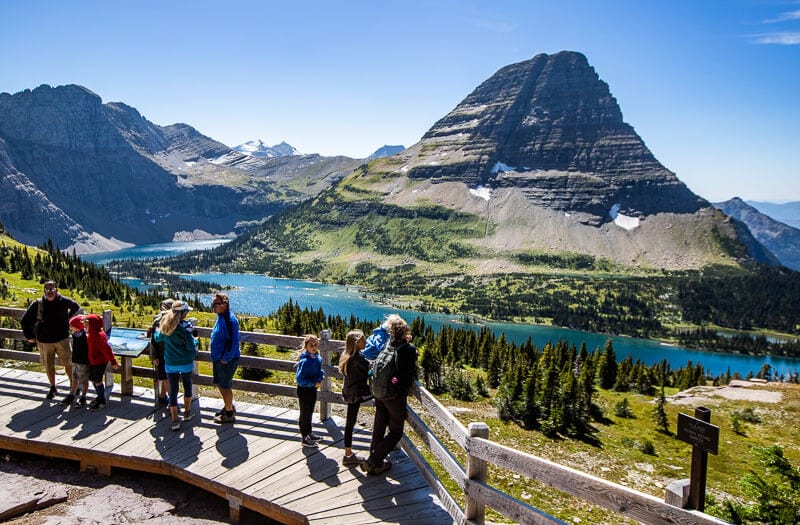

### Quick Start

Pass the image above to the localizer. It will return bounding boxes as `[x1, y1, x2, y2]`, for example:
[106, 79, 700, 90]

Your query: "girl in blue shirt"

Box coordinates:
[295, 334, 324, 447]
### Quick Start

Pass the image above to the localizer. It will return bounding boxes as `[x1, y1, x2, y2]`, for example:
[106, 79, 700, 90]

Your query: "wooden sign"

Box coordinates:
[677, 412, 719, 455]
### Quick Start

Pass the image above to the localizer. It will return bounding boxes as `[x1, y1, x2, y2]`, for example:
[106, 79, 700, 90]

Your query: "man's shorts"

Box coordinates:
[89, 363, 108, 383]
[213, 358, 239, 389]
[72, 363, 90, 384]
[38, 338, 71, 372]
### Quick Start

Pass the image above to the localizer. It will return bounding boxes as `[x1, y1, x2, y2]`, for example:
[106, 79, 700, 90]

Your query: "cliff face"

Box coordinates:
[0, 85, 359, 252]
[400, 51, 706, 219]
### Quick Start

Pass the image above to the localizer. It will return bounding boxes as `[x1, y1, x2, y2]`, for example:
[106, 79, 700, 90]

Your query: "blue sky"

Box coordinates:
[1, 0, 798, 202]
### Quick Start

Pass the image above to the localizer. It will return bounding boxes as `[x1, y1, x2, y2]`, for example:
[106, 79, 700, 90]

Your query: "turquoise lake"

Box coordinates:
[84, 241, 800, 378]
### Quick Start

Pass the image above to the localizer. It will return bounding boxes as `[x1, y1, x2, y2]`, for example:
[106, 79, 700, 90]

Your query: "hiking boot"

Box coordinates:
[75, 396, 87, 408]
[214, 410, 235, 424]
[88, 398, 106, 411]
[342, 453, 365, 466]
[361, 459, 392, 475]
[61, 393, 76, 405]
[308, 433, 323, 442]
[46, 386, 57, 399]
[301, 435, 318, 448]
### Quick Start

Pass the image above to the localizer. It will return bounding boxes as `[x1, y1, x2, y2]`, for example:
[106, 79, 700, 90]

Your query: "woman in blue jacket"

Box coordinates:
[295, 334, 324, 447]
[210, 293, 240, 424]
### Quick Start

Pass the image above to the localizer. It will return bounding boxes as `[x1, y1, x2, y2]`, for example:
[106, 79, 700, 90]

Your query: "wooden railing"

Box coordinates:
[0, 306, 728, 525]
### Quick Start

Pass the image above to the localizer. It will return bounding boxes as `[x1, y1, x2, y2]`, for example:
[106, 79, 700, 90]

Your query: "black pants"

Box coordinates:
[368, 396, 407, 466]
[167, 372, 192, 408]
[297, 386, 317, 437]
[344, 401, 362, 448]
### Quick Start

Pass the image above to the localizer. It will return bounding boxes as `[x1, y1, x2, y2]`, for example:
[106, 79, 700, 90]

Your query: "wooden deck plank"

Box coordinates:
[0, 368, 455, 524]
[185, 405, 293, 479]
[273, 456, 421, 507]
[168, 403, 283, 471]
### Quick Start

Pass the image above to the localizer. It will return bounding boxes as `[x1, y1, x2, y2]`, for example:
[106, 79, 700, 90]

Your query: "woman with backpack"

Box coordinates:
[153, 300, 198, 432]
[339, 330, 372, 466]
[361, 315, 417, 475]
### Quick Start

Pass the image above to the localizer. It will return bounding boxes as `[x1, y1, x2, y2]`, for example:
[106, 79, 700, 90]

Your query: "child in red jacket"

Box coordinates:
[83, 314, 119, 411]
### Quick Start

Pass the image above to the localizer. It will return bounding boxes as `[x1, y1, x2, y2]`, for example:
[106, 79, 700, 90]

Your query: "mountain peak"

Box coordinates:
[233, 139, 297, 158]
[367, 144, 405, 160]
[398, 50, 705, 217]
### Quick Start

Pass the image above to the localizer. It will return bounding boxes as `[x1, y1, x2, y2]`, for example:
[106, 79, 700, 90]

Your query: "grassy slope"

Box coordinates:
[420, 382, 800, 524]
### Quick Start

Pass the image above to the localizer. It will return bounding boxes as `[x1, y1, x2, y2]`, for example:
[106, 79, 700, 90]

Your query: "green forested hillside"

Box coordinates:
[153, 194, 800, 349]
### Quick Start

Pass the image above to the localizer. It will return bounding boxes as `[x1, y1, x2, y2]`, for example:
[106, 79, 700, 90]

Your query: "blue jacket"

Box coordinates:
[210, 311, 240, 363]
[362, 326, 389, 360]
[295, 351, 324, 388]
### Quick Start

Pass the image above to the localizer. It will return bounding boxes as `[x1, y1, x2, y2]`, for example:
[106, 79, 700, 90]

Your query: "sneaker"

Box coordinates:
[171, 419, 180, 432]
[214, 410, 235, 424]
[301, 435, 318, 448]
[308, 433, 323, 442]
[88, 398, 106, 411]
[75, 396, 87, 408]
[61, 393, 76, 405]
[46, 386, 57, 399]
[183, 410, 194, 421]
[342, 453, 365, 466]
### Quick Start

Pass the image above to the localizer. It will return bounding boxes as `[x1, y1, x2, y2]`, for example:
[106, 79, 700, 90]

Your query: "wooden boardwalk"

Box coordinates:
[0, 367, 455, 524]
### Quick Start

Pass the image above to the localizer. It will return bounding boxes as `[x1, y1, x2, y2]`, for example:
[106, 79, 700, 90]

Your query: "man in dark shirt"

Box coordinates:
[21, 280, 82, 399]
[361, 315, 418, 475]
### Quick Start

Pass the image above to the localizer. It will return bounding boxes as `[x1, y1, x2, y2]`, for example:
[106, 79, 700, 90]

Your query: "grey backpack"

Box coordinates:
[370, 342, 399, 400]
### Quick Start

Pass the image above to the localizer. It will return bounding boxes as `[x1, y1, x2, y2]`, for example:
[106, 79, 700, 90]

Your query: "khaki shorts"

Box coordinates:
[38, 338, 72, 373]
[72, 363, 90, 384]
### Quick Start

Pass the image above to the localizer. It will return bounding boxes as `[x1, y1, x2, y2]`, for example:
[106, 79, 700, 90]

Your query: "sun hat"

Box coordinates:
[171, 300, 192, 312]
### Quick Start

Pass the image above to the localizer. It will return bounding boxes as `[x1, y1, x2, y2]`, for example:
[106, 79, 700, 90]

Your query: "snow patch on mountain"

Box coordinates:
[609, 204, 640, 230]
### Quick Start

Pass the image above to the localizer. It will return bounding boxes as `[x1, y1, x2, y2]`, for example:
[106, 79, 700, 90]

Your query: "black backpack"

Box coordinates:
[371, 342, 400, 400]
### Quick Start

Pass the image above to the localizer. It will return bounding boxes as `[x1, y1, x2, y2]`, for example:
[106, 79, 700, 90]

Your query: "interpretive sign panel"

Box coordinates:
[108, 327, 150, 358]
[677, 412, 719, 455]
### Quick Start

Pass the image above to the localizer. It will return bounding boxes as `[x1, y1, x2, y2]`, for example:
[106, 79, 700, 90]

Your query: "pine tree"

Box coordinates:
[652, 385, 670, 434]
[597, 339, 617, 390]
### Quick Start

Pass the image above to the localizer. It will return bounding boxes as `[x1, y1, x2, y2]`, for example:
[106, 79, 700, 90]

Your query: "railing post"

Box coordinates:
[465, 421, 489, 524]
[318, 329, 332, 421]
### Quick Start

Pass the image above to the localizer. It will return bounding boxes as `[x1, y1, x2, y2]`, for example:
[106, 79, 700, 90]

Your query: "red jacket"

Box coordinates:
[85, 314, 118, 367]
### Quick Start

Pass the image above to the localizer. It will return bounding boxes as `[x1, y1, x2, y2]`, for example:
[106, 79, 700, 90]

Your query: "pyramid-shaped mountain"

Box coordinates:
[221, 51, 764, 273]
[400, 51, 705, 218]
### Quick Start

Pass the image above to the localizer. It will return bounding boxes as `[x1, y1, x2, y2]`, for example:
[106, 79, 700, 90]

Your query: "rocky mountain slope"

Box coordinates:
[211, 51, 766, 274]
[0, 85, 358, 253]
[715, 198, 800, 271]
[746, 200, 800, 229]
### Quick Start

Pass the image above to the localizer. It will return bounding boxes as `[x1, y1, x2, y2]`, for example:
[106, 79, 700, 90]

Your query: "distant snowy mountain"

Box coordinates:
[367, 144, 405, 160]
[234, 139, 297, 158]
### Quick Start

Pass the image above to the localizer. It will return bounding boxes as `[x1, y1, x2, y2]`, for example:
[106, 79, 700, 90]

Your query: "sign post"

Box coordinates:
[676, 407, 719, 511]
